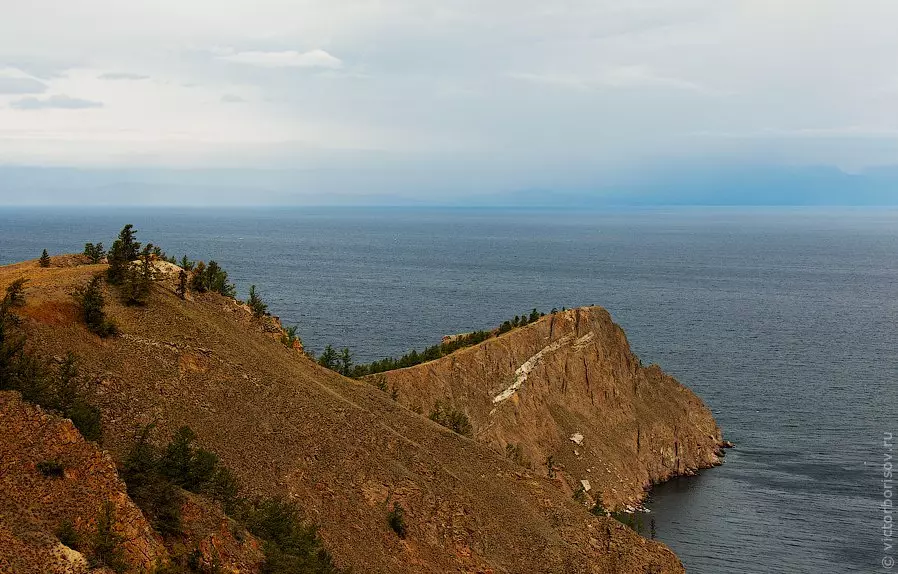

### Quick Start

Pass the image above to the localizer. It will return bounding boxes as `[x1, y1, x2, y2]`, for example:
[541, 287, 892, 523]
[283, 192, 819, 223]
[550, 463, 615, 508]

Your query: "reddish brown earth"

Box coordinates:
[376, 307, 725, 510]
[0, 256, 697, 573]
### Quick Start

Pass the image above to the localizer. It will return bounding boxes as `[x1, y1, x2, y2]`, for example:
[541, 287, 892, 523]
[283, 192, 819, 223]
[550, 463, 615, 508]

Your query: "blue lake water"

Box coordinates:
[1, 206, 895, 573]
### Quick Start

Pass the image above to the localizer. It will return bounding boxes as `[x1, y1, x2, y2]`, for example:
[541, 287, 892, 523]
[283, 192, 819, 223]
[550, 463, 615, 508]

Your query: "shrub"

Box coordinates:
[69, 399, 103, 442]
[56, 519, 81, 549]
[387, 503, 407, 539]
[428, 401, 473, 437]
[39, 249, 51, 268]
[73, 275, 117, 337]
[37, 460, 65, 478]
[88, 501, 127, 573]
[83, 243, 106, 264]
[4, 278, 27, 308]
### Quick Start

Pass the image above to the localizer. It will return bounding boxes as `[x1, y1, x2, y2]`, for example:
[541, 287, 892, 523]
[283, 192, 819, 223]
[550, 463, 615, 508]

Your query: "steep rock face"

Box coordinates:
[1, 259, 687, 573]
[0, 391, 168, 574]
[377, 307, 724, 509]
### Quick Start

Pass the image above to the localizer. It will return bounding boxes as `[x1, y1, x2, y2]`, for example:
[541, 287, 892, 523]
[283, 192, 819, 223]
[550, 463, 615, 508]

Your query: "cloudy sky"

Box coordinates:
[1, 0, 896, 203]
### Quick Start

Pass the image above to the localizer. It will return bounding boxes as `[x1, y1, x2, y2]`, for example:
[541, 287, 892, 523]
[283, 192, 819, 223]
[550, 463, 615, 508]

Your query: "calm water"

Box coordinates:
[1, 206, 895, 573]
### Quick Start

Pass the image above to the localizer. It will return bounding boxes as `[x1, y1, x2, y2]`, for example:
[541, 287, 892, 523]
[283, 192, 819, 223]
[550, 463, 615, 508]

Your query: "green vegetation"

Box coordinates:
[107, 224, 141, 285]
[37, 460, 65, 478]
[281, 325, 301, 349]
[73, 275, 118, 337]
[39, 249, 51, 268]
[349, 309, 551, 378]
[88, 501, 128, 573]
[247, 285, 268, 318]
[428, 401, 472, 437]
[387, 503, 407, 539]
[176, 270, 188, 300]
[317, 345, 339, 370]
[83, 243, 106, 264]
[350, 330, 491, 377]
[121, 425, 343, 573]
[121, 244, 157, 305]
[497, 308, 543, 334]
[5, 278, 27, 308]
[1, 286, 103, 442]
[190, 260, 236, 297]
[56, 519, 81, 549]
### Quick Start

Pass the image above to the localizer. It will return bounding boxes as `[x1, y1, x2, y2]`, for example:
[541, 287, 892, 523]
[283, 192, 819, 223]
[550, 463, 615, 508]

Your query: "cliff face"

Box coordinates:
[377, 307, 724, 509]
[1, 258, 689, 574]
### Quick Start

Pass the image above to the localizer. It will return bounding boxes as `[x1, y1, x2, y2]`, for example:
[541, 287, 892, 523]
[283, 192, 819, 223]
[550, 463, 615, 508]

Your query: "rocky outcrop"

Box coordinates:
[0, 391, 167, 574]
[376, 307, 724, 509]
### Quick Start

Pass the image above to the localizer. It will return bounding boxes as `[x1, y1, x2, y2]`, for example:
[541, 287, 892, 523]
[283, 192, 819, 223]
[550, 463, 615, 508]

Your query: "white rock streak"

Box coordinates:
[492, 334, 575, 404]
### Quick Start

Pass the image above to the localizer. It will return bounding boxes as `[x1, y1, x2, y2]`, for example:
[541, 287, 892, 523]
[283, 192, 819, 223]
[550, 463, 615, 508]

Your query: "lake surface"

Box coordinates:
[1, 206, 895, 573]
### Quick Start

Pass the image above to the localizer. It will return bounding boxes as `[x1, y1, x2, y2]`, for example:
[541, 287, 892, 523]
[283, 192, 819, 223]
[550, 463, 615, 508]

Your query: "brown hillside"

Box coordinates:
[374, 307, 725, 510]
[1, 257, 685, 573]
[0, 391, 167, 574]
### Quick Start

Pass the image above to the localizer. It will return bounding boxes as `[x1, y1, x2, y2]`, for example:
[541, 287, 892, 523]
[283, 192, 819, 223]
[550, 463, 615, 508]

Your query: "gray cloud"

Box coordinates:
[10, 94, 104, 110]
[0, 76, 47, 94]
[0, 0, 896, 201]
[98, 72, 149, 80]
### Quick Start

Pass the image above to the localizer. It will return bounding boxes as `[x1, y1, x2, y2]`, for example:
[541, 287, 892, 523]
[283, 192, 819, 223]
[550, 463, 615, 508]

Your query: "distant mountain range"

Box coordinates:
[0, 164, 896, 206]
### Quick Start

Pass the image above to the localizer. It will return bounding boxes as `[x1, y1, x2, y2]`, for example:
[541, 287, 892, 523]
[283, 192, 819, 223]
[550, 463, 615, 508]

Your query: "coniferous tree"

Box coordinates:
[247, 285, 268, 318]
[88, 502, 127, 573]
[83, 243, 106, 264]
[73, 275, 117, 337]
[39, 249, 51, 268]
[122, 244, 155, 305]
[176, 270, 188, 299]
[339, 348, 352, 376]
[179, 255, 194, 272]
[318, 345, 339, 370]
[107, 225, 141, 285]
[529, 308, 541, 323]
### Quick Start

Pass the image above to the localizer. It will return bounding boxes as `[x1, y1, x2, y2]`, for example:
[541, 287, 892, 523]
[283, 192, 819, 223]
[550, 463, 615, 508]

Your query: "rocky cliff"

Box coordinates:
[1, 257, 693, 573]
[0, 391, 167, 573]
[376, 307, 725, 509]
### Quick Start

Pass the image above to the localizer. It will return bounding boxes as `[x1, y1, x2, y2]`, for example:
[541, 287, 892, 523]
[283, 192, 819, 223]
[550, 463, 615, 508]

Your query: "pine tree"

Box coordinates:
[247, 285, 268, 318]
[122, 244, 155, 306]
[318, 345, 339, 370]
[73, 276, 117, 337]
[176, 270, 188, 300]
[83, 243, 106, 264]
[39, 249, 51, 268]
[339, 348, 353, 376]
[107, 225, 141, 285]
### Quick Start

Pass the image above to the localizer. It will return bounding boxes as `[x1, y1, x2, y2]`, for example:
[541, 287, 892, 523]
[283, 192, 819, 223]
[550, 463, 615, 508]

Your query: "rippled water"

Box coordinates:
[2, 206, 895, 573]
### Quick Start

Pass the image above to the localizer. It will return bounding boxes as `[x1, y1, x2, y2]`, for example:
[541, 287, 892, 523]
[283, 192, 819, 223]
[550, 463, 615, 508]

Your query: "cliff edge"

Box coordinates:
[375, 307, 725, 509]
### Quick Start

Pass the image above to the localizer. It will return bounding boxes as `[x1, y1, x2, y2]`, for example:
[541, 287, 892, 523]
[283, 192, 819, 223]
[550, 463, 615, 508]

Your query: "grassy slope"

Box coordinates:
[1, 257, 684, 574]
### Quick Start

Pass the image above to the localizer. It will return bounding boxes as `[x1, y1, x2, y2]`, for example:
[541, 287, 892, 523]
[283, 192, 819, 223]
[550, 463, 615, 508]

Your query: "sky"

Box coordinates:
[1, 0, 897, 205]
